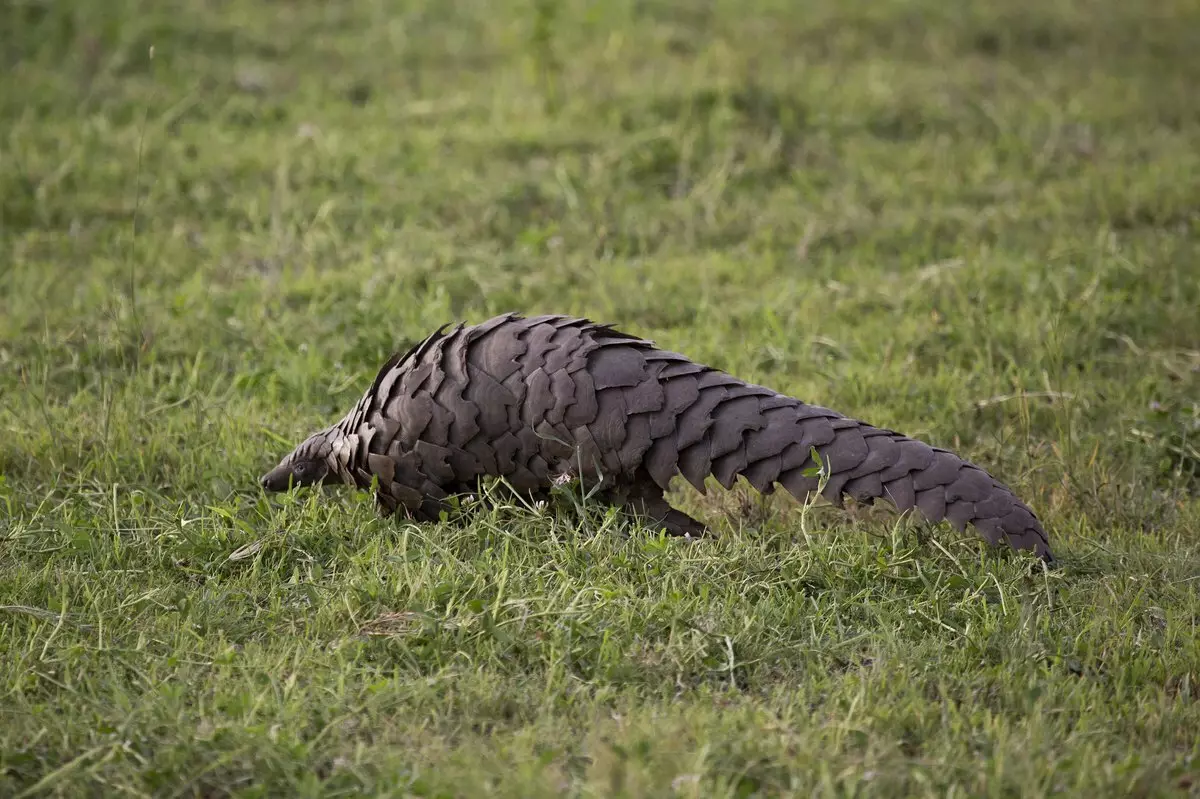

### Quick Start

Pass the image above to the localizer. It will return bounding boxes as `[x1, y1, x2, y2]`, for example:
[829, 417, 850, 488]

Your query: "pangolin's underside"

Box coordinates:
[261, 313, 1053, 562]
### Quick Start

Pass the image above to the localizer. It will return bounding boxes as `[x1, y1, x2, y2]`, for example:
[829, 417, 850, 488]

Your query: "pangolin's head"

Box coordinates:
[259, 427, 347, 492]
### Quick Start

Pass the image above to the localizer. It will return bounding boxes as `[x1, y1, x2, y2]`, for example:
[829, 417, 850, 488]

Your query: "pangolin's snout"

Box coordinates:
[259, 466, 291, 492]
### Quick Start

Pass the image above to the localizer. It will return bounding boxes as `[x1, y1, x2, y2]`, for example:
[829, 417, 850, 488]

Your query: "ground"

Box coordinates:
[2, 0, 1199, 796]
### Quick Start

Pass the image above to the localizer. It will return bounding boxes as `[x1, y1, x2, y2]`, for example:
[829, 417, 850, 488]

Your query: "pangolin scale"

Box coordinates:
[261, 313, 1053, 562]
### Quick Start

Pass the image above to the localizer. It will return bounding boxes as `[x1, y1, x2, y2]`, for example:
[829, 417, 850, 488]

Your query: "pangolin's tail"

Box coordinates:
[628, 347, 1053, 562]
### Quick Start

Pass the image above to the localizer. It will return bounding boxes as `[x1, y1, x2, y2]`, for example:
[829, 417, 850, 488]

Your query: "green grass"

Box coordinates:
[2, 0, 1199, 795]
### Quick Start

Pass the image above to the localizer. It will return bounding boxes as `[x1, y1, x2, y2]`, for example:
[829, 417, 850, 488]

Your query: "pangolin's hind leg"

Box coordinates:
[610, 473, 710, 538]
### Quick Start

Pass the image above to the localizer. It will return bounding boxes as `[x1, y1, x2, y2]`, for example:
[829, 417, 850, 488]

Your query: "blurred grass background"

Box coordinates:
[1, 0, 1198, 795]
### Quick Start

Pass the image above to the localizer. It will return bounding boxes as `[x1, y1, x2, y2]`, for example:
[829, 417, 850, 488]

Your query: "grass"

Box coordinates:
[2, 0, 1199, 795]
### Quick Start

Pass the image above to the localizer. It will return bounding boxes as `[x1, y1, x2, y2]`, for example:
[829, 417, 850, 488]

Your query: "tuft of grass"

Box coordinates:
[2, 0, 1198, 795]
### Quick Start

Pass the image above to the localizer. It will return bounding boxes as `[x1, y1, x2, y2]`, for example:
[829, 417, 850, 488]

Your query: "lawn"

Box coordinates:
[2, 0, 1199, 795]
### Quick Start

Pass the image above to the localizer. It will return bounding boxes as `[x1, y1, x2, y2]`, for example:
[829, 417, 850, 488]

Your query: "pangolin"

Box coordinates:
[260, 313, 1053, 562]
